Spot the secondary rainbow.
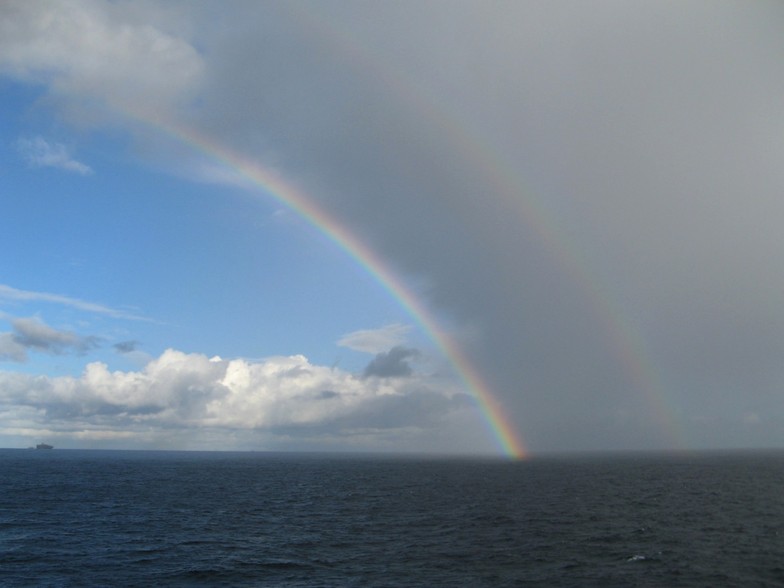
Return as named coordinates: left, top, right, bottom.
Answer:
left=291, top=7, right=689, bottom=450
left=130, top=110, right=527, bottom=459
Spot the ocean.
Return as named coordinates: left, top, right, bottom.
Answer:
left=1, top=449, right=783, bottom=587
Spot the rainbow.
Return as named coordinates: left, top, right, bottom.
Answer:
left=286, top=6, right=689, bottom=450
left=128, top=109, right=527, bottom=459
left=430, top=118, right=688, bottom=450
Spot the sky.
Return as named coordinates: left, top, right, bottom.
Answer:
left=1, top=1, right=784, bottom=456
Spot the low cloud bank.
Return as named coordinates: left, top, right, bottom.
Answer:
left=0, top=348, right=470, bottom=447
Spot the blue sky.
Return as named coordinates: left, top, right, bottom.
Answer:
left=2, top=86, right=414, bottom=369
left=2, top=1, right=784, bottom=455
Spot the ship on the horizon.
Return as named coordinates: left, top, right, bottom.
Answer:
left=35, top=443, right=53, bottom=450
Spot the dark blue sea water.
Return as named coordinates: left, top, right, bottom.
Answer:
left=1, top=449, right=783, bottom=587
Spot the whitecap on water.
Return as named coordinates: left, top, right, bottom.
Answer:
left=627, top=555, right=647, bottom=562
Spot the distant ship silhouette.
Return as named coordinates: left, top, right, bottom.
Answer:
left=35, top=443, right=53, bottom=450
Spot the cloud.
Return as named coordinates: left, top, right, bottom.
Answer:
left=113, top=340, right=138, bottom=354
left=0, top=284, right=148, bottom=321
left=17, top=136, right=92, bottom=175
left=0, top=333, right=26, bottom=362
left=3, top=2, right=784, bottom=452
left=11, top=317, right=91, bottom=352
left=0, top=348, right=470, bottom=447
left=0, top=316, right=98, bottom=362
left=184, top=1, right=784, bottom=452
left=0, top=0, right=204, bottom=121
left=338, top=324, right=412, bottom=354
left=112, top=340, right=154, bottom=368
left=363, top=346, right=419, bottom=379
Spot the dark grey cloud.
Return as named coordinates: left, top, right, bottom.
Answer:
left=184, top=1, right=784, bottom=452
left=363, top=346, right=419, bottom=379
left=271, top=389, right=473, bottom=434
left=114, top=340, right=139, bottom=354
left=0, top=317, right=98, bottom=361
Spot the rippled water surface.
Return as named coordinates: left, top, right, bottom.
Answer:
left=1, top=449, right=783, bottom=586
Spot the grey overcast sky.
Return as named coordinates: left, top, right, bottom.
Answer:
left=1, top=1, right=783, bottom=454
